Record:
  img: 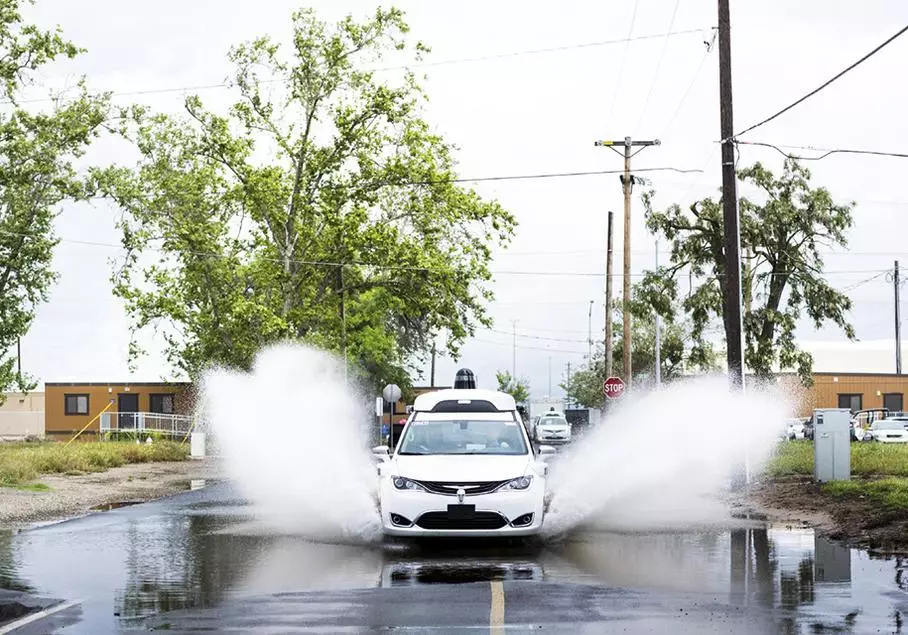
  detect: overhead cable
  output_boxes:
[733,23,908,139]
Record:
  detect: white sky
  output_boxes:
[14,0,908,397]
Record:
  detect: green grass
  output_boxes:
[765,440,908,478]
[9,483,52,492]
[822,478,908,510]
[0,441,189,488]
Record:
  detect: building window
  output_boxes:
[64,394,89,416]
[837,393,862,413]
[149,394,175,415]
[884,393,904,413]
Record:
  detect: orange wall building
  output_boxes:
[44,382,194,439]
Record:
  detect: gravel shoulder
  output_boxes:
[0,458,222,529]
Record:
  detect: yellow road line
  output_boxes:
[490,580,505,633]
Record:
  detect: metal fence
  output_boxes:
[100,411,196,440]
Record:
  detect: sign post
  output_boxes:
[382,384,402,448]
[603,376,626,401]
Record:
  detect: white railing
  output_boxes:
[100,411,196,439]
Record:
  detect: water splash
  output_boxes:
[543,375,793,537]
[199,343,381,543]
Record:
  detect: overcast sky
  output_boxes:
[14,0,908,397]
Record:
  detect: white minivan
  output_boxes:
[533,409,571,445]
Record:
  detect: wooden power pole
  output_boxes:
[895,260,902,375]
[718,0,745,392]
[605,211,614,382]
[595,136,660,391]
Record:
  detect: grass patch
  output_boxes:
[822,478,908,510]
[765,440,908,478]
[6,482,52,492]
[0,441,189,487]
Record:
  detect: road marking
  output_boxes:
[0,600,81,634]
[490,580,505,633]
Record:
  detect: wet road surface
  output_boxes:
[1,482,907,633]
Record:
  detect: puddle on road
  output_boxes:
[0,486,906,634]
[89,501,143,512]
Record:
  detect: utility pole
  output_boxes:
[430,343,437,387]
[16,337,21,384]
[896,260,902,375]
[588,300,594,362]
[566,361,572,406]
[595,136,661,392]
[654,239,662,389]
[511,320,518,378]
[605,211,615,381]
[718,0,745,393]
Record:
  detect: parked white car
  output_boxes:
[783,418,806,440]
[534,410,572,445]
[862,420,908,443]
[374,388,554,538]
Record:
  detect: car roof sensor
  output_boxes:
[454,368,476,389]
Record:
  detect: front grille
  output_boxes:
[412,480,510,496]
[415,511,508,530]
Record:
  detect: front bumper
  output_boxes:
[379,479,545,538]
[536,432,571,444]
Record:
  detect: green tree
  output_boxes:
[561,293,718,408]
[495,370,530,404]
[639,159,854,386]
[0,1,108,402]
[93,7,515,390]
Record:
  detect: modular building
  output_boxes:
[0,391,45,439]
[790,372,908,416]
[44,382,194,439]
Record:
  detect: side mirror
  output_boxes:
[372,445,389,457]
[537,445,556,456]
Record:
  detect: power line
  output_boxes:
[608,0,642,122]
[2,228,895,279]
[471,337,587,356]
[484,328,588,344]
[659,30,717,138]
[841,270,890,293]
[734,23,908,139]
[634,0,682,134]
[735,140,908,161]
[2,27,712,106]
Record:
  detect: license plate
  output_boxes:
[448,504,476,519]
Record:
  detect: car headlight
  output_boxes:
[391,476,426,492]
[498,475,533,491]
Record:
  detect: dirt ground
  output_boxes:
[742,476,908,555]
[0,458,222,529]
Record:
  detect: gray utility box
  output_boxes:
[813,408,851,482]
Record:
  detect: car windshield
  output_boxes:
[539,417,568,427]
[398,419,528,455]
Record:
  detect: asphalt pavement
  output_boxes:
[0,480,906,633]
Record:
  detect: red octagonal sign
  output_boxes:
[603,376,626,400]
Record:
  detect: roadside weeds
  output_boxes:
[0,441,189,489]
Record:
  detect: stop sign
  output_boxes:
[603,376,626,400]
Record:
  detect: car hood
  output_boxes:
[391,454,534,482]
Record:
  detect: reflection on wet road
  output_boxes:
[0,482,906,633]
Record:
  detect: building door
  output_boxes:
[884,393,904,413]
[837,394,862,413]
[118,393,139,429]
